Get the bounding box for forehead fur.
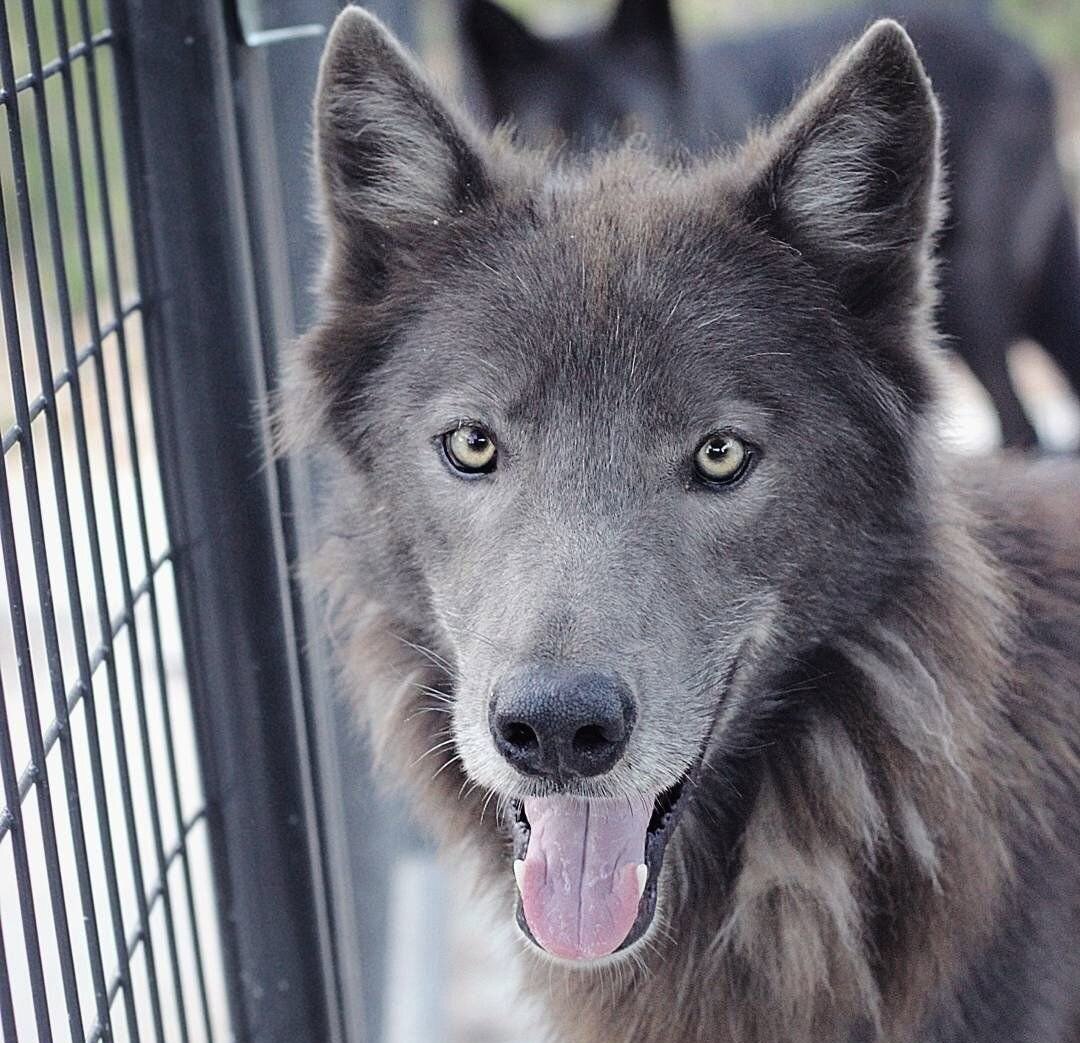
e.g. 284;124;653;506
314;143;918;456
303;10;940;460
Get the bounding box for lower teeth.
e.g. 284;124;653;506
635;863;648;898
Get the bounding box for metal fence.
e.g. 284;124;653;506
0;1;228;1041
0;0;398;1040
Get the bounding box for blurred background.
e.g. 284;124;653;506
0;3;1077;1043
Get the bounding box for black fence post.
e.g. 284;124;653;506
105;2;346;1040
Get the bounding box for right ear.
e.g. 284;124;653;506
460;0;547;98
736;20;941;322
316;7;492;252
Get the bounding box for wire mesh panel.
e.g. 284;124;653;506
98;0;353;1040
0;1;230;1039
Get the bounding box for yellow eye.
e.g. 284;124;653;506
694;433;750;485
443;424;497;474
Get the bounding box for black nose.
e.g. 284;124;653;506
489;665;636;780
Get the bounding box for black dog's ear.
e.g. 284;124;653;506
461;0;547;91
608;0;676;53
740;20;941;318
316;7;491;242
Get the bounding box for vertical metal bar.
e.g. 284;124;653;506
105;1;342;1039
37;75;179;1042
0;658;50;1043
50;114;174;1043
0;894;19;1043
230;37;354;1043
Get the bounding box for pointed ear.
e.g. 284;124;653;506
315;7;491;242
739;20;941;318
461;0;547;93
608;0;676;51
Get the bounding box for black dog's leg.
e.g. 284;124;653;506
1026;198;1080;417
962;339;1037;450
940;256;1038;449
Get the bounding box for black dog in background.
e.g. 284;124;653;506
462;0;1080;449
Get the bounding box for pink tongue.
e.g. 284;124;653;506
520;795;655;960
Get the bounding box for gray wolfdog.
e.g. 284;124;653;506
462;0;1080;450
288;7;1080;1041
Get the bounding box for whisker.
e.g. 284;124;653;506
410;735;458;768
406;681;456;703
404;705;452;724
430;753;462;783
393;633;456;675
480;787;500;823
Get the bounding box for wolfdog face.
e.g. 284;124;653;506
301;10;942;964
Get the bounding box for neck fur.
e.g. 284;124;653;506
533;512;1024;1043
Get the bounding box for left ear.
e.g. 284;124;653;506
316;7;492;243
739;20;942;318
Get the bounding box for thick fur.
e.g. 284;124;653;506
289;9;1080;1042
461;0;1080;449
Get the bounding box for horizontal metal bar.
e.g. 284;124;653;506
0;29;114;106
242;24;325;48
1;424;22;454
84;807;208;1043
232;0;324;48
0;549;172;837
24;344;100;430
1;300;142;454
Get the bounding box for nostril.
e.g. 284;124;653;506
490;665;636;779
572;723;612;756
503;721;539;753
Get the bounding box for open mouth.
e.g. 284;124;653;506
508;771;693;962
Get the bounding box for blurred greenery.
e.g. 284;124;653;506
997;0;1080;66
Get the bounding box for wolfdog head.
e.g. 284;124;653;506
297;8;943;967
